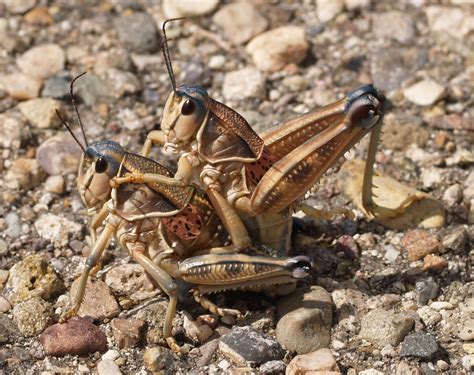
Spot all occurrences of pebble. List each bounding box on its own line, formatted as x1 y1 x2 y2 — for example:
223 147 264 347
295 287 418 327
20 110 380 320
359 370 384 375
208 55 226 70
246 26 309 73
219 326 284 366
104 69 142 98
276 286 333 354
40 316 107 356
143 346 178 373
404 79 445 106
24 6 54 25
44 175 65 194
4 212 22 237
34 213 82 247
371 12 416 44
133 300 168 346
36 132 83 175
384 245 400 263
93 49 133 75
212 2 268 45
396 362 421 375
416 278 439 306
442 184 463 207
316 0 344 22
70 279 121 321
0 313 19 344
116 108 142 131
19 98 62 130
259 360 286 374
462 355 474 371
332 288 368 319
74 73 110 106
286 348 340 374
5 157 46 190
12 297 52 337
2 73 42 100
0 297 10 313
41 74 71 99
463 171 474 201
425 6 474 38
183 313 213 343
420 166 443 189
16 44 65 80
105 263 158 302
114 12 160 54
400 332 439 359
401 230 441 261
0 113 29 150
458 318 474 341
358 308 414 348
222 68 266 101
97 359 122 375
111 318 145 349
2 0 37 13
422 254 448 271
417 306 442 327
441 226 468 253
162 0 219 18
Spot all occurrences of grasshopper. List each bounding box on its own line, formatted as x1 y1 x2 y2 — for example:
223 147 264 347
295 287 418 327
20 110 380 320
59 74 312 353
119 20 385 255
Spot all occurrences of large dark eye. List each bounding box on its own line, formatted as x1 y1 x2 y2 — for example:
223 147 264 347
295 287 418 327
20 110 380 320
351 103 380 129
181 99 196 116
95 157 108 173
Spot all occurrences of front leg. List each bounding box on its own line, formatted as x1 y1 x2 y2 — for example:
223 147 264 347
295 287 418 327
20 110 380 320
141 130 166 157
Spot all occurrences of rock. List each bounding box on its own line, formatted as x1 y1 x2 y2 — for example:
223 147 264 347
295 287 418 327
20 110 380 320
384 245 400 263
401 230 441 261
316 0 344 22
102 349 120 361
133 300 168 346
208 55 226 70
0 296 11 313
222 68 266 101
0 113 30 150
246 26 309 73
5 254 65 306
212 2 268 45
446 149 474 167
259 360 286 374
5 158 46 190
458 318 474 341
429 301 454 311
442 184 463 207
345 0 370 11
416 277 439 305
441 225 468 253
219 326 284 366
462 355 474 371
34 213 82 247
359 370 384 375
16 44 65 80
359 308 414 348
464 171 474 201
17 98 62 129
143 347 178 373
425 6 474 38
105 263 158 302
4 212 21 238
1 0 37 13
286 348 340 374
74 73 110 105
422 255 448 271
421 166 443 189
162 0 219 18
12 297 52 337
2 73 42 100
70 279 121 321
417 306 442 327
0 313 19 344
111 318 145 349
41 74 71 99
332 288 368 320
183 313 213 343
404 79 445 106
36 132 83 175
276 287 333 354
44 175 65 194
40 316 107 356
114 12 160 54
93 49 133 76
24 7 54 25
97 359 121 375
371 12 416 44
400 332 439 359
104 69 142 98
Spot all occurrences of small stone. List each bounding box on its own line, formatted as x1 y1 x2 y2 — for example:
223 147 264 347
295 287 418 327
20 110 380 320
143 347 178 373
359 308 414 348
219 326 284 366
246 26 309 73
43 175 65 194
70 279 121 321
384 245 400 263
425 6 474 38
17 97 63 129
41 74 71 99
12 297 52 337
17 44 65 80
4 212 21 238
464 171 474 201
259 360 286 374
5 158 46 190
404 79 445 106
2 0 37 13
133 301 168 346
421 166 443 189
111 318 145 349
2 73 42 100
0 112 30 150
223 68 266 101
74 73 110 106
462 355 474 370
436 360 449 371
24 7 54 25
0 241 7 256
423 255 448 271
396 362 421 375
400 332 439 359
104 69 142 99
0 313 19 344
93 49 133 76
429 301 453 311
458 319 474 341
208 55 226 70
276 286 333 354
116 108 141 131
0 297 10 313
162 0 219 18
417 306 442 327
36 132 82 175
183 313 213 343
316 0 344 22
371 12 416 44
34 213 82 247
40 316 107 356
102 349 120 361
105 263 158 302
401 230 441 261
97 359 121 375
441 225 468 253
443 184 463 207
286 348 340 374
213 2 268 45
114 12 160 54
359 370 384 375
416 277 439 305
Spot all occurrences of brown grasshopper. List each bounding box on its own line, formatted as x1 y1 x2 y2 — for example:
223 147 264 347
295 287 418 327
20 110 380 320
118 20 385 255
59 74 312 353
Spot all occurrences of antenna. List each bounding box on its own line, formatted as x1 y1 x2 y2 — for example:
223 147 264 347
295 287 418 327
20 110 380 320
161 18 186 93
70 72 89 147
55 109 86 154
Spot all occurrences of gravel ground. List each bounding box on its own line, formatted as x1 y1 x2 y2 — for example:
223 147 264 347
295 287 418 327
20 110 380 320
0 1 473 374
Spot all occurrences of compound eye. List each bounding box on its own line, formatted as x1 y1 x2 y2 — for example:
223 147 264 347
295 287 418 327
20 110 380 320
352 103 380 129
181 99 196 116
95 157 108 173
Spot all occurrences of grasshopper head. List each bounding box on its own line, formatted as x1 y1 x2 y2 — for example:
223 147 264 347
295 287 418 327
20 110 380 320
77 141 125 211
161 85 209 149
345 84 385 130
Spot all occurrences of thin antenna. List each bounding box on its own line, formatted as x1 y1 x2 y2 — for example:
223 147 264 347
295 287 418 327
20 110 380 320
70 72 89 147
162 18 186 93
55 109 86 154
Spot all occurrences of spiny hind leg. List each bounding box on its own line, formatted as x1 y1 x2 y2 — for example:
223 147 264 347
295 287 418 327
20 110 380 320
298 202 355 220
192 290 241 319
